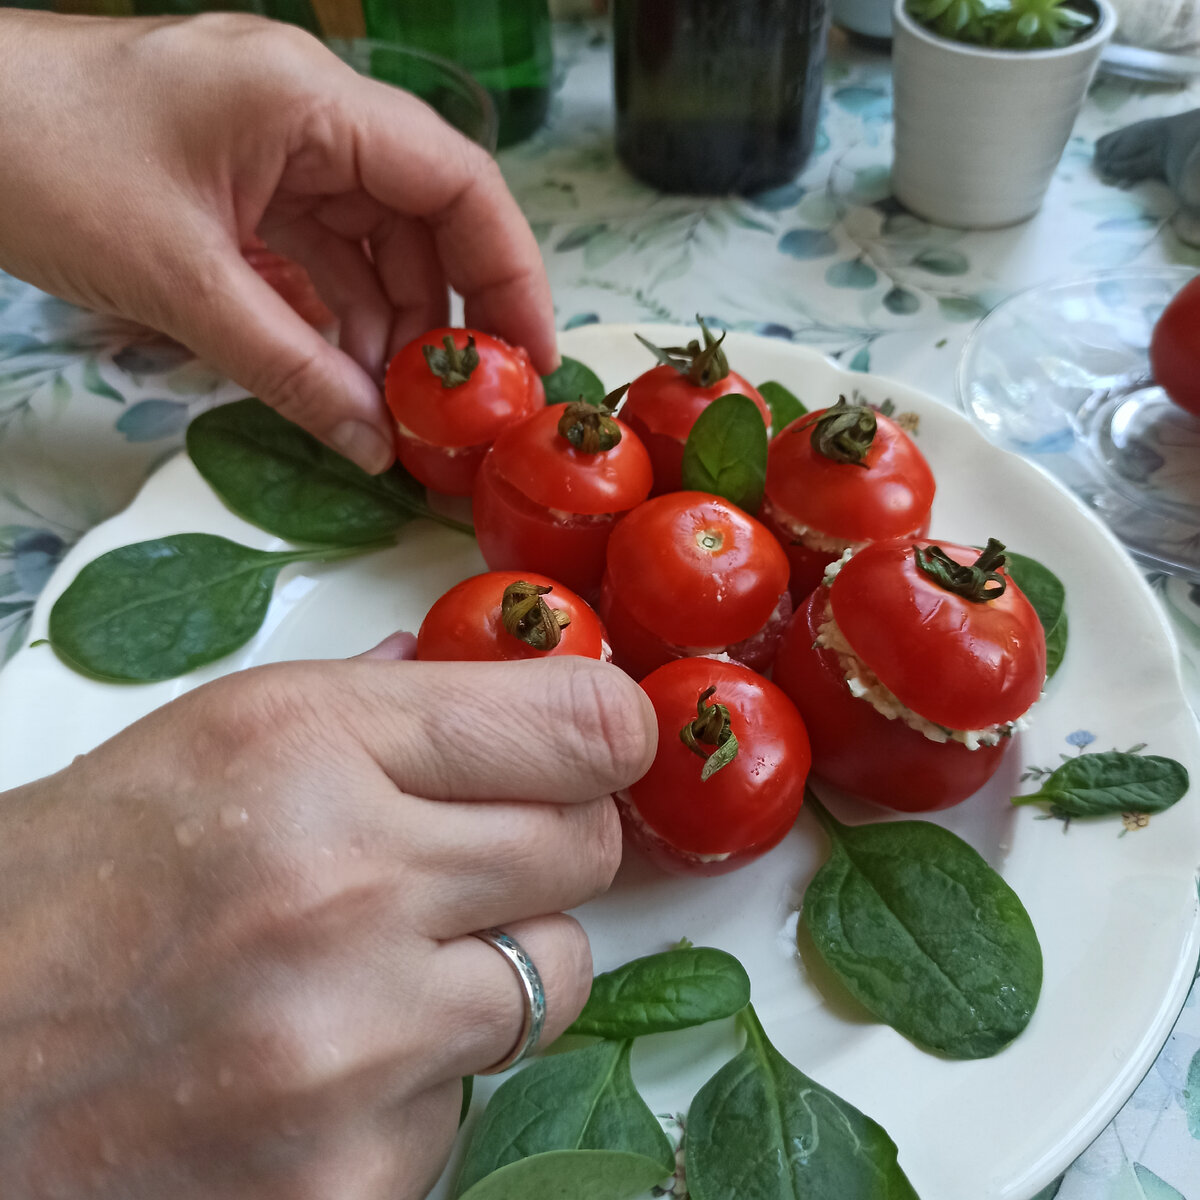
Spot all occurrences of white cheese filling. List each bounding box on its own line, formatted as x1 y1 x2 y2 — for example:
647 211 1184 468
762 496 861 556
815 601 1037 750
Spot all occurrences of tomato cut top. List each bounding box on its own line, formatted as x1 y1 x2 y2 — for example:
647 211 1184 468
416 570 607 662
829 538 1046 731
385 327 543 449
765 407 935 540
604 492 790 647
621 365 770 442
488 405 654 515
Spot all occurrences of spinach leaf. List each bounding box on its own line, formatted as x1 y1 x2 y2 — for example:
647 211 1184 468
48 534 383 682
542 356 606 406
758 379 808 431
187 398 471 544
457 1150 672 1200
1012 751 1189 819
566 946 750 1039
1004 550 1067 679
801 796 1042 1059
686 1005 918 1199
454 1040 673 1197
680 393 769 513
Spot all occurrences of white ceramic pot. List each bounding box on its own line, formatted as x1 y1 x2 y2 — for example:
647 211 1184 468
891 0 1116 229
832 0 893 39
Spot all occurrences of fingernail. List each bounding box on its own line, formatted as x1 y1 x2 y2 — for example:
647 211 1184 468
330 421 392 474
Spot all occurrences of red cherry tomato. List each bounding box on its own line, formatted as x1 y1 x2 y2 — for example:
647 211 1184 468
620 657 811 875
472 403 653 597
1149 274 1200 419
416 571 608 662
598 492 791 679
243 243 334 329
384 328 545 496
762 398 935 602
772 539 1046 811
621 323 771 495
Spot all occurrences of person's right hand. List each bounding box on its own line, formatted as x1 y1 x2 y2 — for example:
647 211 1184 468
0 653 655 1199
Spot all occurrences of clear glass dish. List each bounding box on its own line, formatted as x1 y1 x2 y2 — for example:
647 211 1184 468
957 266 1200 579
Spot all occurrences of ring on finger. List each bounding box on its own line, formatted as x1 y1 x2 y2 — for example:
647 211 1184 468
469 927 546 1074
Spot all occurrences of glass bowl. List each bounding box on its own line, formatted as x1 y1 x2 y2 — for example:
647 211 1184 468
326 39 499 154
957 266 1200 580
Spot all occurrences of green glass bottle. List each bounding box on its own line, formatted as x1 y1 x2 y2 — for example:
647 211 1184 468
613 0 831 194
361 0 553 148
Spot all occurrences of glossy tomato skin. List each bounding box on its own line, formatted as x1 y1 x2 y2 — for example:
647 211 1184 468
244 243 335 329
385 327 545 496
598 492 791 679
1149 275 1200 418
416 570 608 662
763 408 935 602
621 364 770 495
772 589 1007 812
620 658 811 875
472 407 653 597
831 539 1045 732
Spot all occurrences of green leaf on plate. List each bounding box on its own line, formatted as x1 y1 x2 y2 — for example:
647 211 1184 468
542 356 606 406
454 1040 673 1198
801 795 1043 1059
686 1005 919 1199
566 946 750 1039
1012 751 1189 819
680 393 768 513
1132 1165 1187 1200
1003 550 1067 679
758 380 808 432
457 1150 671 1200
48 533 385 682
187 398 470 544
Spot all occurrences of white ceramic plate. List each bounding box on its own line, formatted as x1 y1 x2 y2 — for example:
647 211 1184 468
1 327 1198 1200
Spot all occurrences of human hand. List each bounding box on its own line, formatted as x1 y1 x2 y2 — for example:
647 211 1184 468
0 11 558 474
0 652 654 1198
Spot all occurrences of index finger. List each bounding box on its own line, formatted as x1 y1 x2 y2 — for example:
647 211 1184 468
345 75 559 373
329 656 657 804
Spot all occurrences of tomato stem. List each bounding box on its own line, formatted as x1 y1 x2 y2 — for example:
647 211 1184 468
557 384 629 453
635 316 731 388
500 580 571 651
797 395 877 466
422 334 479 388
914 538 1009 602
679 685 739 781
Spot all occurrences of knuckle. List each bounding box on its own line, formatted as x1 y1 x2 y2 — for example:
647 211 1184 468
542 915 593 1028
224 991 341 1101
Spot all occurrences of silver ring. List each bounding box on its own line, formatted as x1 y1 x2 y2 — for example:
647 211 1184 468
469 927 546 1074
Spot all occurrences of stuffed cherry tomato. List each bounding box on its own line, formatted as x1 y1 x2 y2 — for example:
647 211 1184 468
416 570 608 662
761 396 935 603
621 319 771 495
772 538 1046 812
384 327 544 496
1149 274 1200 419
619 657 811 875
598 491 791 679
472 394 653 597
243 241 335 329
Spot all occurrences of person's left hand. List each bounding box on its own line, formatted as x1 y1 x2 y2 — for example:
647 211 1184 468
0 11 558 474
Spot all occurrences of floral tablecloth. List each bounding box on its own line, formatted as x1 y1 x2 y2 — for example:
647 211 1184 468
2 19 1199 1200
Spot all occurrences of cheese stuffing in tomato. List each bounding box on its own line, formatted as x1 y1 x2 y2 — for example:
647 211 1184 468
598 491 792 680
772 537 1046 812
384 327 545 496
761 396 935 603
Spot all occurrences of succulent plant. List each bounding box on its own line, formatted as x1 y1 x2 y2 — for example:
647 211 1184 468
906 0 1096 48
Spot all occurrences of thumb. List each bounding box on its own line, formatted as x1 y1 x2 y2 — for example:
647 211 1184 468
160 247 396 474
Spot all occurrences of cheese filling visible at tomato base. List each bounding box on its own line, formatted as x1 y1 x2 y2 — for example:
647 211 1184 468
760 495 862 556
615 788 733 863
813 556 1039 750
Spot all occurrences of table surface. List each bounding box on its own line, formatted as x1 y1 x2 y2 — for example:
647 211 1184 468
1 19 1199 1200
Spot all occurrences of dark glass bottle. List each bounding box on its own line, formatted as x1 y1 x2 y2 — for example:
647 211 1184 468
361 0 553 148
613 0 831 195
